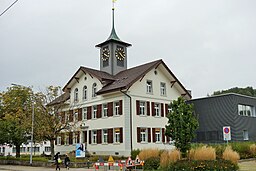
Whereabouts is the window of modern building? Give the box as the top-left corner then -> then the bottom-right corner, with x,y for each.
114,101 -> 120,116
140,101 -> 146,116
92,105 -> 97,119
114,128 -> 120,143
83,86 -> 87,100
82,107 -> 87,120
160,82 -> 166,96
238,104 -> 254,117
92,83 -> 97,98
92,130 -> 97,144
146,80 -> 153,94
154,103 -> 160,117
243,130 -> 249,140
140,128 -> 147,142
103,104 -> 108,117
74,88 -> 79,102
102,129 -> 108,144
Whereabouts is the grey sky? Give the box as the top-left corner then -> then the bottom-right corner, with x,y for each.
0,0 -> 255,98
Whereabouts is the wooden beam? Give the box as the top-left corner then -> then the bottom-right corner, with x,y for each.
140,74 -> 145,82
181,93 -> 187,97
170,81 -> 176,88
75,77 -> 79,83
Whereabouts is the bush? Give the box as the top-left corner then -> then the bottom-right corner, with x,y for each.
230,141 -> 253,159
249,144 -> 256,157
222,146 -> 240,164
144,156 -> 160,170
139,148 -> 159,161
189,146 -> 216,161
167,159 -> 239,171
131,149 -> 140,160
160,149 -> 180,169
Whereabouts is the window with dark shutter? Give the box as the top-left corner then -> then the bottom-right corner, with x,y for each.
97,104 -> 102,118
162,128 -> 165,143
108,102 -> 113,117
89,130 -> 91,144
152,128 -> 156,142
151,102 -> 155,116
137,127 -> 141,143
97,130 -> 102,144
87,106 -> 92,120
120,127 -> 123,143
147,101 -> 150,116
136,100 -> 140,115
78,108 -> 82,121
161,103 -> 164,117
119,100 -> 123,115
148,128 -> 151,142
108,129 -> 113,143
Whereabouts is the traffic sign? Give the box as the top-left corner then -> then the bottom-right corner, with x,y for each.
223,126 -> 231,141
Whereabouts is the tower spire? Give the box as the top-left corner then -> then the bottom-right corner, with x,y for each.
107,0 -> 120,41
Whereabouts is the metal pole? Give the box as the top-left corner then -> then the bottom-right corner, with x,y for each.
30,99 -> 34,165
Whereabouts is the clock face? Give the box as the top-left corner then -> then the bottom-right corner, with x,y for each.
102,46 -> 110,61
115,46 -> 125,61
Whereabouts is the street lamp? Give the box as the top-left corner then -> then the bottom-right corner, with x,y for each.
11,83 -> 34,165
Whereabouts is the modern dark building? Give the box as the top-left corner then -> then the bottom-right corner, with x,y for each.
189,93 -> 256,143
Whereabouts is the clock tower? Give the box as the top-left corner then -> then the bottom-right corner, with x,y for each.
96,5 -> 131,75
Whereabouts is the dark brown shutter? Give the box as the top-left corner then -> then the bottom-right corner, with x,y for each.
55,137 -> 57,145
151,102 -> 155,116
161,103 -> 164,117
87,106 -> 92,120
78,108 -> 82,121
119,100 -> 123,115
69,110 -> 73,122
97,130 -> 102,144
147,101 -> 150,116
152,128 -> 156,142
97,104 -> 102,118
136,100 -> 140,115
89,130 -> 91,144
137,127 -> 141,143
69,132 -> 73,145
108,129 -> 113,143
108,102 -> 113,117
162,128 -> 165,143
167,136 -> 170,143
165,104 -> 169,117
83,131 -> 87,143
120,127 -> 123,143
148,128 -> 151,142
61,133 -> 64,145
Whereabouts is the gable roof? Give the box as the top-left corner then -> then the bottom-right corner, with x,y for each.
62,59 -> 191,99
47,92 -> 70,106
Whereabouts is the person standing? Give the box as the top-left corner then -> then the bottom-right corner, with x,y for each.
64,154 -> 70,170
54,152 -> 61,171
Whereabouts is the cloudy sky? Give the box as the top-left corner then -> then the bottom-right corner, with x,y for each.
0,0 -> 255,98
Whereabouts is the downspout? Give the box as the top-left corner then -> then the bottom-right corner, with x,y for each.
120,90 -> 133,152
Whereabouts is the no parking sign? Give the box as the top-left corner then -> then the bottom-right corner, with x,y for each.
223,126 -> 231,141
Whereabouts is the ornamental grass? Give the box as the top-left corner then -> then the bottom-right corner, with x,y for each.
189,146 -> 216,161
138,148 -> 160,161
160,149 -> 181,169
222,146 -> 240,164
249,144 -> 256,156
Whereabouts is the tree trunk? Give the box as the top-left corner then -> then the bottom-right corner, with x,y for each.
15,144 -> 21,158
50,139 -> 55,160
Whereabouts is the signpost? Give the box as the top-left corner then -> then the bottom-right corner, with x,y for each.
223,126 -> 231,144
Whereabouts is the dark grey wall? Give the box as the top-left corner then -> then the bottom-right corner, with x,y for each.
189,94 -> 256,143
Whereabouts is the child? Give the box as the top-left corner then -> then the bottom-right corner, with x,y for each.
64,154 -> 70,170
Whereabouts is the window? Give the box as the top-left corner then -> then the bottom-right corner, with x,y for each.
92,83 -> 97,98
238,104 -> 254,117
92,130 -> 97,144
65,112 -> 69,123
103,104 -> 108,117
65,136 -> 69,145
243,130 -> 249,140
57,136 -> 61,145
45,147 -> 51,152
114,101 -> 120,115
74,88 -> 79,102
114,128 -> 120,143
140,128 -> 147,142
102,129 -> 108,144
160,82 -> 166,96
154,103 -> 160,117
73,111 -> 78,122
82,107 -> 87,120
155,128 -> 161,142
73,133 -> 78,144
140,101 -> 146,115
92,105 -> 97,119
83,86 -> 87,100
146,80 -> 153,94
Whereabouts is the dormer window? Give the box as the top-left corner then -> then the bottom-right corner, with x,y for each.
74,88 -> 78,102
92,83 -> 97,98
83,86 -> 87,100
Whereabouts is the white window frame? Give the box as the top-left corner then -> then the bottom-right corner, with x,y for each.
238,104 -> 254,117
154,103 -> 160,117
82,107 -> 87,120
57,136 -> 61,145
83,86 -> 87,100
102,129 -> 108,144
114,129 -> 120,143
92,130 -> 97,144
73,111 -> 78,122
160,82 -> 166,96
140,128 -> 147,142
74,88 -> 79,102
92,105 -> 97,119
114,101 -> 120,116
103,104 -> 108,117
65,136 -> 69,145
243,130 -> 249,140
140,101 -> 146,116
146,80 -> 153,94
92,83 -> 97,98
73,133 -> 78,144
155,129 -> 161,143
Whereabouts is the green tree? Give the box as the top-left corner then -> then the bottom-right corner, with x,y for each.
213,86 -> 256,97
0,86 -> 33,158
165,97 -> 199,157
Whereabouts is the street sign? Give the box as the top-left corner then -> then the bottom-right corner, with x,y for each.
223,126 -> 231,141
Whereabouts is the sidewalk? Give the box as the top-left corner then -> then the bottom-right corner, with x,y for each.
0,165 -> 95,171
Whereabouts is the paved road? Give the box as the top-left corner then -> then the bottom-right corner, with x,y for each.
0,165 -> 95,171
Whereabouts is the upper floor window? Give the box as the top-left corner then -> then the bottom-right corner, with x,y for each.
140,128 -> 147,142
238,104 -> 254,117
103,104 -> 108,117
155,128 -> 161,142
74,88 -> 78,102
146,80 -> 153,94
140,101 -> 146,116
83,86 -> 87,100
114,128 -> 120,143
73,111 -> 78,122
82,107 -> 87,120
154,103 -> 160,117
92,105 -> 97,119
57,136 -> 61,145
160,82 -> 166,96
92,130 -> 97,144
114,101 -> 120,116
92,83 -> 97,98
102,129 -> 108,144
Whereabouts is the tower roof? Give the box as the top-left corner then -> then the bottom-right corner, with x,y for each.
96,8 -> 131,48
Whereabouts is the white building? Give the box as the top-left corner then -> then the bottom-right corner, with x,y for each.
50,7 -> 191,156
